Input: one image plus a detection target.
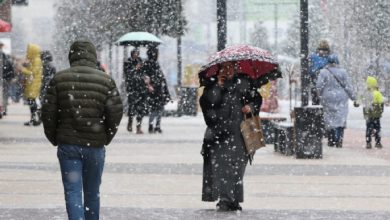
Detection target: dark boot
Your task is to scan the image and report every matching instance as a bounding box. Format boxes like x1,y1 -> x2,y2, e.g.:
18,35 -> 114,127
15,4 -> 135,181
366,143 -> 372,149
24,120 -> 34,126
336,141 -> 342,148
216,200 -> 241,211
148,124 -> 154,133
136,125 -> 143,134
375,143 -> 383,149
24,114 -> 34,126
154,127 -> 162,133
127,118 -> 133,132
32,110 -> 41,126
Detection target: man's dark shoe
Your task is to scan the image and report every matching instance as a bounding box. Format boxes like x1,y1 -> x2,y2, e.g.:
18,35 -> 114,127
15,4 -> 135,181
154,127 -> 162,133
24,120 -> 33,126
366,143 -> 372,149
32,120 -> 41,126
216,201 -> 241,212
375,143 -> 383,149
127,118 -> 133,132
216,201 -> 233,211
336,142 -> 342,148
148,125 -> 154,133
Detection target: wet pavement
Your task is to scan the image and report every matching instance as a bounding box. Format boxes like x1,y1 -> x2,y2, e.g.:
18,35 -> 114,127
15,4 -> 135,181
0,103 -> 389,219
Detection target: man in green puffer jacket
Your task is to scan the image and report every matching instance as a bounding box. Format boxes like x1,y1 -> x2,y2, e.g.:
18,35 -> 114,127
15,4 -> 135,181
41,40 -> 123,220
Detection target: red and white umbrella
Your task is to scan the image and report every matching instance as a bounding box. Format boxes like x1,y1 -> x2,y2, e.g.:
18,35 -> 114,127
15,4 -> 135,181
0,19 -> 12,32
198,45 -> 280,80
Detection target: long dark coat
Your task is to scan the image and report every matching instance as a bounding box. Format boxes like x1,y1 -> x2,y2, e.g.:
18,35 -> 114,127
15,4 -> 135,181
200,75 -> 262,203
40,51 -> 56,99
124,57 -> 149,117
142,60 -> 170,112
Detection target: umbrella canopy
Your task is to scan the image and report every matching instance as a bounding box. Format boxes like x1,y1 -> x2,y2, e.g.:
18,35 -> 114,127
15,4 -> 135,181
198,45 -> 280,80
116,31 -> 163,46
0,19 -> 11,32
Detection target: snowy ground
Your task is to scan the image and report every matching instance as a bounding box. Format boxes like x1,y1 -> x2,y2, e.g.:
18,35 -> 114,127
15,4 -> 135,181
0,102 -> 389,219
272,99 -> 390,136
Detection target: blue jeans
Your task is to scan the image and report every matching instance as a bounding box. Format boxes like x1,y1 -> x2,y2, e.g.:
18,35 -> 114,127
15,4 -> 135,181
149,109 -> 163,128
328,127 -> 344,145
57,144 -> 105,220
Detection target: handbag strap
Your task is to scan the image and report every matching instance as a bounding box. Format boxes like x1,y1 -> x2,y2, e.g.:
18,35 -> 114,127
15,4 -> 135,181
325,68 -> 354,100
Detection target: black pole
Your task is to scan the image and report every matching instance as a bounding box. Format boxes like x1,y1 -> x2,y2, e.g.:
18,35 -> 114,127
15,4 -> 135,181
274,4 -> 278,53
217,0 -> 227,51
176,0 -> 183,87
300,0 -> 309,106
177,37 -> 182,87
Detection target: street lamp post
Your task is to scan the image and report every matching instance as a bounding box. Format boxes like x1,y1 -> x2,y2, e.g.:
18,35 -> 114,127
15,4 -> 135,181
300,0 -> 309,107
217,0 -> 227,51
177,0 -> 183,87
293,0 -> 324,159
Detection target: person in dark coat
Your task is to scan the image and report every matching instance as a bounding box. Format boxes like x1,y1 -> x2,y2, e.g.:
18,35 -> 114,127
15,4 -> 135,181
143,47 -> 170,133
40,50 -> 56,103
41,40 -> 123,220
124,48 -> 149,134
200,62 -> 262,211
1,42 -> 15,116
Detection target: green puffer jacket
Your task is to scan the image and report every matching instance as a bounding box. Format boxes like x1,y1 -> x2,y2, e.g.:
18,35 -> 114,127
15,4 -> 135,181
42,40 -> 123,147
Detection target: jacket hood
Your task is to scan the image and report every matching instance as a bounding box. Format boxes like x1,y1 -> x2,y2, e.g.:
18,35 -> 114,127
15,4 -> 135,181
27,44 -> 41,61
68,40 -> 97,67
366,76 -> 378,89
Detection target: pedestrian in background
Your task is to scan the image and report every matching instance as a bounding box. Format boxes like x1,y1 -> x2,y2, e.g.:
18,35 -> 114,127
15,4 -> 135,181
142,46 -> 170,133
362,76 -> 384,149
0,42 -> 15,116
124,48 -> 149,134
316,54 -> 357,148
200,62 -> 261,211
17,43 -> 43,126
40,50 -> 56,103
308,39 -> 332,105
42,40 -> 123,220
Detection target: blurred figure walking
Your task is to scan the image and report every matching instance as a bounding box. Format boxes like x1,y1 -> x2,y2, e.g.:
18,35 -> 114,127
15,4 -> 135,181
316,54 -> 357,148
362,76 -> 384,149
17,43 -> 43,126
0,41 -> 15,116
40,50 -> 56,102
142,47 -> 170,133
308,40 -> 332,105
124,48 -> 149,134
42,40 -> 123,220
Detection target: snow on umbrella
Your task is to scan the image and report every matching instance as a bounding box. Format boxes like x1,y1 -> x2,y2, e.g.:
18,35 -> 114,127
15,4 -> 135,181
0,19 -> 12,32
198,45 -> 281,81
116,31 -> 163,47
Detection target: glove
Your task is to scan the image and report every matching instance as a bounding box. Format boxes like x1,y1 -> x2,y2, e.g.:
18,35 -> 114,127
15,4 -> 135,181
353,101 -> 360,108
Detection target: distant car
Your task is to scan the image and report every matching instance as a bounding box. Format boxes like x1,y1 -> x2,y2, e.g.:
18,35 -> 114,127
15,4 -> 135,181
12,0 -> 28,6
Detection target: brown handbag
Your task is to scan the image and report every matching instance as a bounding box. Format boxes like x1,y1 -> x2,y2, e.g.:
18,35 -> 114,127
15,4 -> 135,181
240,113 -> 266,154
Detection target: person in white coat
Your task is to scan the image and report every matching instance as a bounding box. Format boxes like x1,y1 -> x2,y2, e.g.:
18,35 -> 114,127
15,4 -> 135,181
316,54 -> 357,148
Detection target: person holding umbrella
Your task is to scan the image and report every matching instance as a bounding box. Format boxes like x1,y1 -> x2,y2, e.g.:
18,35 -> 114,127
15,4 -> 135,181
124,48 -> 149,134
200,62 -> 261,211
142,46 -> 170,133
199,45 -> 281,211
